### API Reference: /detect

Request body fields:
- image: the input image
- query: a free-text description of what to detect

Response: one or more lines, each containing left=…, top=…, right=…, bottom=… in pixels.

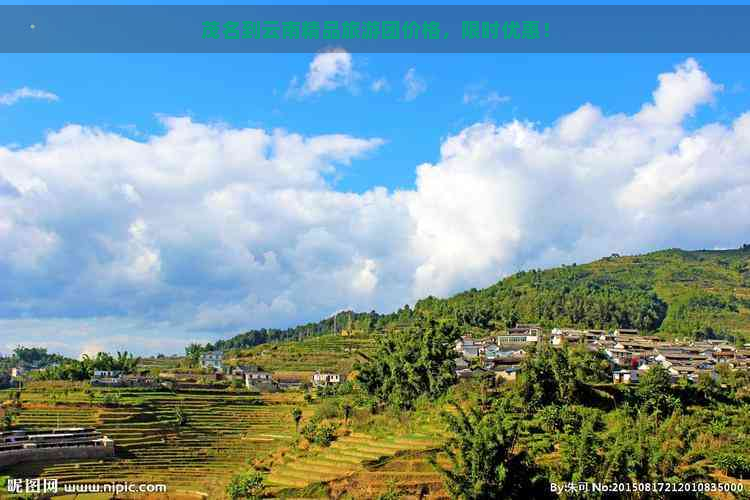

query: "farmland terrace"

left=226, top=333, right=377, bottom=375
left=1, top=386, right=302, bottom=497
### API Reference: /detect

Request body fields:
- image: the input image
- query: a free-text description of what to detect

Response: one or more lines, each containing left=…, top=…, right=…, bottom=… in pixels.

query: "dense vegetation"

left=0, top=347, right=68, bottom=370
left=422, top=246, right=750, bottom=342
left=31, top=351, right=140, bottom=381
left=355, top=313, right=460, bottom=410
left=425, top=346, right=750, bottom=499
left=210, top=311, right=385, bottom=351
left=339, top=319, right=750, bottom=499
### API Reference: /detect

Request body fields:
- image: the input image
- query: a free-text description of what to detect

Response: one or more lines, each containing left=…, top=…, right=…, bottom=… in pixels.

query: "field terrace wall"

left=0, top=428, right=114, bottom=469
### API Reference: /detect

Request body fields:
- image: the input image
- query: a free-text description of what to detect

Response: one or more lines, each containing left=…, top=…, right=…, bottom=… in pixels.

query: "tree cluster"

left=355, top=313, right=460, bottom=410
left=33, top=351, right=140, bottom=381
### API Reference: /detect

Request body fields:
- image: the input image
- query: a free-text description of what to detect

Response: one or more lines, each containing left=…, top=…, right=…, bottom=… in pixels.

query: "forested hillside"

left=217, top=245, right=750, bottom=349
left=212, top=311, right=386, bottom=351
left=424, top=246, right=750, bottom=342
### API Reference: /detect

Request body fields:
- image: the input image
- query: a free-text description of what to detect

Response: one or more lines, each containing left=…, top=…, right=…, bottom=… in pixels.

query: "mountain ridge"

left=214, top=245, right=750, bottom=350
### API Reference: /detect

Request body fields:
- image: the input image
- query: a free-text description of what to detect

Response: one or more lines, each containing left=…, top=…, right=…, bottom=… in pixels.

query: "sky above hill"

left=2, top=49, right=750, bottom=357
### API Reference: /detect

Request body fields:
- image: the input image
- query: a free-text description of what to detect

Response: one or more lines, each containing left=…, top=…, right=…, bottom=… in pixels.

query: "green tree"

left=301, top=419, right=337, bottom=447
left=714, top=453, right=750, bottom=479
left=695, top=372, right=719, bottom=401
left=517, top=344, right=579, bottom=411
left=556, top=408, right=709, bottom=495
left=568, top=345, right=612, bottom=384
left=185, top=343, right=208, bottom=368
left=340, top=401, right=352, bottom=424
left=291, top=406, right=302, bottom=433
left=174, top=406, right=188, bottom=427
left=1, top=407, right=19, bottom=430
left=356, top=313, right=460, bottom=410
left=559, top=414, right=601, bottom=484
left=113, top=351, right=140, bottom=373
left=637, top=365, right=679, bottom=420
left=431, top=398, right=550, bottom=500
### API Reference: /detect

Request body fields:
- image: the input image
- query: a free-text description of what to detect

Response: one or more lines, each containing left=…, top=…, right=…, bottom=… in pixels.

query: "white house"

left=605, top=348, right=634, bottom=366
left=200, top=351, right=224, bottom=371
left=91, top=370, right=124, bottom=386
left=484, top=344, right=501, bottom=360
left=497, top=335, right=538, bottom=344
left=312, top=372, right=341, bottom=386
left=551, top=328, right=588, bottom=346
left=612, top=369, right=639, bottom=384
left=244, top=370, right=273, bottom=389
left=455, top=337, right=480, bottom=358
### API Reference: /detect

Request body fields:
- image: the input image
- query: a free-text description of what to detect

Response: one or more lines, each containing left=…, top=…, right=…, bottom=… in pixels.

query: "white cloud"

left=463, top=85, right=511, bottom=109
left=288, top=49, right=359, bottom=98
left=636, top=58, right=722, bottom=126
left=403, top=68, right=427, bottom=101
left=0, top=87, right=59, bottom=106
left=2, top=58, right=749, bottom=356
left=371, top=78, right=390, bottom=93
left=0, top=117, right=389, bottom=354
left=404, top=59, right=743, bottom=296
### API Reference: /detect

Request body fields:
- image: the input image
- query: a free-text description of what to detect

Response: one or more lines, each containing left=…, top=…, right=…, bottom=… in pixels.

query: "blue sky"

left=3, top=52, right=749, bottom=193
left=2, top=6, right=750, bottom=356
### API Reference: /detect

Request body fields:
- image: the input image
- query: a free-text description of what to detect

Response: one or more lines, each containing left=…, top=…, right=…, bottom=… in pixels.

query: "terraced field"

left=325, top=451, right=450, bottom=499
left=229, top=334, right=377, bottom=374
left=3, top=388, right=302, bottom=497
left=266, top=432, right=439, bottom=494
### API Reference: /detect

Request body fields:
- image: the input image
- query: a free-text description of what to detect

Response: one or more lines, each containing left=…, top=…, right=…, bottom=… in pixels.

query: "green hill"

left=421, top=246, right=750, bottom=342
left=218, top=245, right=750, bottom=350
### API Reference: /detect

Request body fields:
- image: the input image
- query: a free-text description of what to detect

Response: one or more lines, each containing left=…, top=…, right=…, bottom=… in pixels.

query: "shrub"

left=101, top=392, right=120, bottom=407
left=292, top=407, right=302, bottom=433
left=1, top=408, right=19, bottom=430
left=226, top=470, right=264, bottom=500
left=301, top=419, right=337, bottom=447
left=377, top=479, right=402, bottom=499
left=175, top=406, right=188, bottom=427
left=714, top=453, right=750, bottom=478
left=314, top=399, right=340, bottom=420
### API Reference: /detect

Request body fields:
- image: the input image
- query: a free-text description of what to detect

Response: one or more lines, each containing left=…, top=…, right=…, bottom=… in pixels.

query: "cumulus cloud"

left=0, top=87, right=59, bottom=106
left=1, top=58, right=749, bottom=356
left=288, top=49, right=359, bottom=98
left=636, top=58, right=722, bottom=126
left=403, top=68, right=427, bottom=101
left=0, top=117, right=391, bottom=355
left=403, top=58, right=744, bottom=296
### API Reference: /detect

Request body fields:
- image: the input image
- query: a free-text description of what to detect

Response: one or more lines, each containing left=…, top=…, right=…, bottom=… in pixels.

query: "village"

left=3, top=325, right=750, bottom=396
left=183, top=326, right=750, bottom=393
left=2, top=323, right=750, bottom=497
left=454, top=324, right=750, bottom=385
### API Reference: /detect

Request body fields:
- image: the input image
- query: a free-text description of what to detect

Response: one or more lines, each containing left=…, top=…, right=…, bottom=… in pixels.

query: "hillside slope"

left=219, top=246, right=750, bottom=349
left=425, top=246, right=750, bottom=342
